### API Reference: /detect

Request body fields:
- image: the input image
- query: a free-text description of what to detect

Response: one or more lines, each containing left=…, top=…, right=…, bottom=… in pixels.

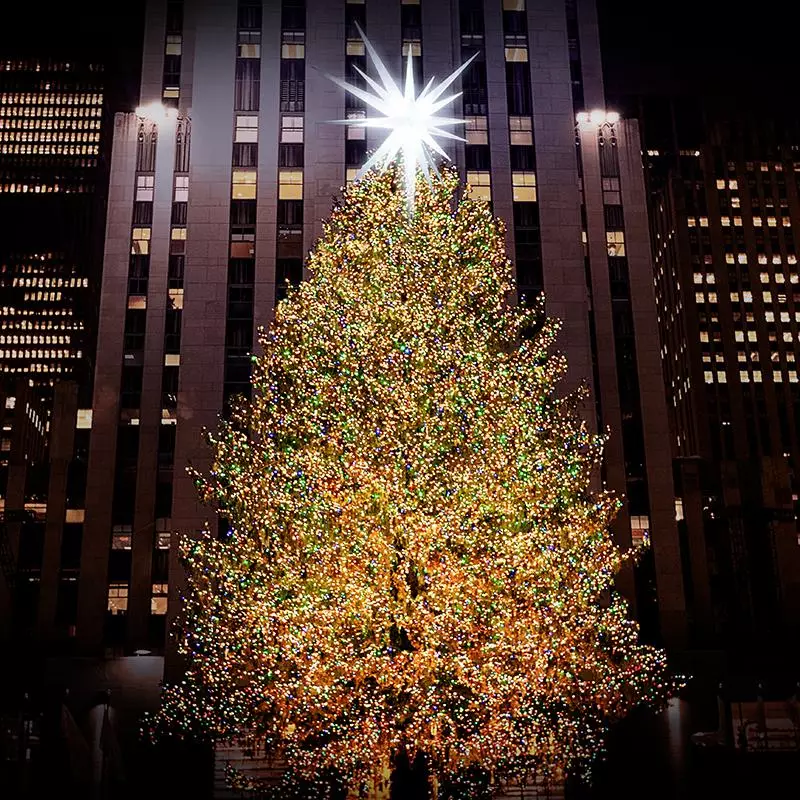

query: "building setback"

left=651, top=115, right=800, bottom=666
left=14, top=0, right=685, bottom=660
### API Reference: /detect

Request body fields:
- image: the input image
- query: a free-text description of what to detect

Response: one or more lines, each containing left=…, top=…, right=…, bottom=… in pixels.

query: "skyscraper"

left=7, top=0, right=685, bottom=663
left=650, top=111, right=800, bottom=666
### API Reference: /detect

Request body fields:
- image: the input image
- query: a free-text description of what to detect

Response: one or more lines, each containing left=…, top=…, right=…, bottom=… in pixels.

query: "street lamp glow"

left=330, top=24, right=477, bottom=212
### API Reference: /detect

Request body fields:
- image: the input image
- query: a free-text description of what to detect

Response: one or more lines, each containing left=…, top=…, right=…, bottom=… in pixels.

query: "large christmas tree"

left=152, top=166, right=675, bottom=797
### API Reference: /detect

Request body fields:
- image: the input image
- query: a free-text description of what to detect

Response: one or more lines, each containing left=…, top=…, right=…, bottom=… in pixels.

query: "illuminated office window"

left=280, top=116, right=304, bottom=144
left=509, top=116, right=533, bottom=146
left=278, top=169, right=303, bottom=200
left=107, top=584, right=129, bottom=614
left=232, top=169, right=257, bottom=199
left=235, top=115, right=258, bottom=143
left=466, top=171, right=491, bottom=201
left=512, top=171, right=537, bottom=202
left=606, top=231, right=625, bottom=257
left=136, top=175, right=154, bottom=201
left=465, top=116, right=488, bottom=146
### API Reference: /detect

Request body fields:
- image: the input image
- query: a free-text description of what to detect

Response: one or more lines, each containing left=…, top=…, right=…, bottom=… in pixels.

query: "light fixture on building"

left=134, top=102, right=178, bottom=124
left=576, top=109, right=620, bottom=127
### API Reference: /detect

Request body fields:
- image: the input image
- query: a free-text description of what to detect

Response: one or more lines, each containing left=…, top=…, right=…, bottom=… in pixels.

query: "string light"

left=148, top=166, right=678, bottom=798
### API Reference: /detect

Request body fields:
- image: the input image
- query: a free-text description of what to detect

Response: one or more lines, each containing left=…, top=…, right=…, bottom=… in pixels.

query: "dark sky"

left=598, top=1, right=798, bottom=102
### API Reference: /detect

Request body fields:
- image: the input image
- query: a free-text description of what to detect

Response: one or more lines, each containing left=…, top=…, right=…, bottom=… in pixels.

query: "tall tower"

left=71, top=0, right=686, bottom=659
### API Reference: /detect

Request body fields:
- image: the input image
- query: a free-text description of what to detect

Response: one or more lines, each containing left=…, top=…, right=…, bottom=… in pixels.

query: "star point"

left=329, top=26, right=478, bottom=212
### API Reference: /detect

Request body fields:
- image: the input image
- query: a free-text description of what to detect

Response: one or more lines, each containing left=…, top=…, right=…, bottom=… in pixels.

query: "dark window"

left=604, top=205, right=625, bottom=229
left=128, top=255, right=149, bottom=295
left=121, top=366, right=143, bottom=409
left=233, top=142, right=258, bottom=167
left=465, top=145, right=490, bottom=171
left=157, top=425, right=176, bottom=468
left=505, top=63, right=531, bottom=115
left=235, top=59, right=261, bottom=112
left=162, top=365, right=179, bottom=409
left=123, top=309, right=146, bottom=351
left=168, top=255, right=184, bottom=289
left=133, top=201, right=153, bottom=225
left=510, top=145, right=535, bottom=171
left=238, top=2, right=262, bottom=30
left=164, top=309, right=182, bottom=354
left=171, top=202, right=187, bottom=224
left=279, top=143, right=304, bottom=168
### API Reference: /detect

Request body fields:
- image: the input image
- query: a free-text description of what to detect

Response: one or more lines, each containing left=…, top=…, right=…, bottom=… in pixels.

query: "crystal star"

left=330, top=24, right=477, bottom=212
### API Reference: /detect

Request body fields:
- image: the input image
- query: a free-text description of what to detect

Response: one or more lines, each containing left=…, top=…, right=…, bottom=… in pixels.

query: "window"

left=232, top=169, right=257, bottom=200
left=174, top=175, right=188, bottom=202
left=165, top=35, right=182, bottom=56
left=280, top=116, right=304, bottom=144
left=346, top=111, right=366, bottom=140
left=238, top=31, right=261, bottom=59
left=131, top=227, right=151, bottom=255
left=509, top=115, right=533, bottom=146
left=151, top=583, right=168, bottom=615
left=107, top=584, right=128, bottom=614
left=606, top=231, right=625, bottom=257
left=346, top=167, right=359, bottom=185
left=136, top=175, right=154, bottom=202
left=503, top=0, right=525, bottom=8
left=65, top=509, right=85, bottom=523
left=512, top=171, right=536, bottom=202
left=505, top=46, right=528, bottom=62
left=235, top=115, right=258, bottom=143
left=346, top=38, right=365, bottom=55
left=171, top=227, right=187, bottom=240
left=278, top=169, right=303, bottom=200
left=465, top=116, right=488, bottom=146
left=466, top=171, right=491, bottom=201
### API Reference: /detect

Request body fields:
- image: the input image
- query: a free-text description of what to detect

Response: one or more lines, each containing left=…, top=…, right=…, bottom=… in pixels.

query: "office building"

left=651, top=113, right=800, bottom=666
left=1, top=0, right=686, bottom=663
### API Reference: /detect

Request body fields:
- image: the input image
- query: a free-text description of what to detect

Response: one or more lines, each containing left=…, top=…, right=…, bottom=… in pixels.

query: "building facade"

left=12, top=0, right=685, bottom=660
left=651, top=116, right=800, bottom=666
left=0, top=58, right=111, bottom=645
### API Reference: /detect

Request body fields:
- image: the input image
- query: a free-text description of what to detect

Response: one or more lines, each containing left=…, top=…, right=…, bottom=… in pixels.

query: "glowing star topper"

left=330, top=24, right=477, bottom=212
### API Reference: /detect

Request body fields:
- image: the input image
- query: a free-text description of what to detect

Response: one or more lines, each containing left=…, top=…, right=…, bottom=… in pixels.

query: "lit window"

left=774, top=371, right=783, bottom=382
left=281, top=41, right=304, bottom=59
left=65, top=509, right=85, bottom=523
left=4, top=397, right=15, bottom=410
left=768, top=217, right=777, bottom=227
left=700, top=331, right=709, bottom=342
left=278, top=169, right=303, bottom=200
left=466, top=171, right=491, bottom=201
left=705, top=273, right=715, bottom=283
left=731, top=197, right=740, bottom=208
left=708, top=292, right=718, bottom=304
left=740, top=371, right=750, bottom=383
left=687, top=217, right=696, bottom=227
left=112, top=525, right=132, bottom=550
left=721, top=216, right=730, bottom=227
left=165, top=353, right=180, bottom=366
left=783, top=217, right=792, bottom=227
left=730, top=292, right=739, bottom=302
left=716, top=179, right=725, bottom=189
left=763, top=291, right=772, bottom=303
left=174, top=176, right=188, bottom=202
left=76, top=409, right=92, bottom=429
left=346, top=110, right=366, bottom=140
left=107, top=584, right=129, bottom=614
left=725, top=254, right=734, bottom=264
left=346, top=39, right=366, bottom=56
left=753, top=371, right=762, bottom=382
left=738, top=254, right=747, bottom=264
left=630, top=515, right=650, bottom=547
left=695, top=292, right=704, bottom=304
left=136, top=175, right=154, bottom=202
left=505, top=46, right=528, bottom=62
left=760, top=272, right=770, bottom=283
left=765, top=311, right=775, bottom=322
left=512, top=171, right=537, bottom=202
left=734, top=216, right=742, bottom=226
left=791, top=371, right=799, bottom=383
left=465, top=116, right=488, bottom=146
left=735, top=331, right=744, bottom=342
left=128, top=296, right=146, bottom=310
left=401, top=41, right=422, bottom=57
left=699, top=217, right=709, bottom=227
left=693, top=273, right=703, bottom=284
left=704, top=371, right=713, bottom=384
left=281, top=116, right=304, bottom=144
left=502, top=0, right=525, bottom=8
left=606, top=231, right=625, bottom=257
left=717, top=371, right=727, bottom=383
left=235, top=115, right=258, bottom=143
left=157, top=530, right=171, bottom=550
left=748, top=331, right=757, bottom=342
left=346, top=167, right=359, bottom=185
left=131, top=227, right=151, bottom=255
left=151, top=583, right=168, bottom=615
left=753, top=216, right=762, bottom=227
left=165, top=35, right=182, bottom=56
left=171, top=227, right=187, bottom=240
left=163, top=86, right=179, bottom=99
left=232, top=169, right=257, bottom=199
left=509, top=116, right=533, bottom=146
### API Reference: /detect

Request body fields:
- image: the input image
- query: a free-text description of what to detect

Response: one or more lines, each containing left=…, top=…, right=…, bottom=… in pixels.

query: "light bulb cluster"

left=147, top=166, right=678, bottom=798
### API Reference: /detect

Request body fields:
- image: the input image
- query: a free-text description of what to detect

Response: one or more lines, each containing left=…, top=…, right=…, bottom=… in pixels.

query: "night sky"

left=1, top=2, right=795, bottom=113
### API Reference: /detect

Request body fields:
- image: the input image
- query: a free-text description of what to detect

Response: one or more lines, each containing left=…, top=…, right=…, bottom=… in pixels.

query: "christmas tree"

left=151, top=166, right=675, bottom=797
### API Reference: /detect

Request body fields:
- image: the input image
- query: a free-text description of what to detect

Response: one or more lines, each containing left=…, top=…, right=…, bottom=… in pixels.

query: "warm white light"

left=605, top=111, right=620, bottom=124
left=576, top=112, right=589, bottom=124
left=134, top=102, right=175, bottom=123
left=589, top=109, right=606, bottom=125
left=331, top=24, right=476, bottom=212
